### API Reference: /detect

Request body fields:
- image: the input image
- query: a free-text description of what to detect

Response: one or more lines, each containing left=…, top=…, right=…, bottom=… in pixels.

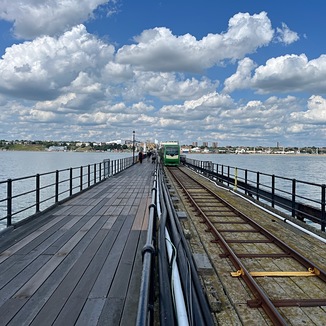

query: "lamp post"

left=132, top=130, right=135, bottom=164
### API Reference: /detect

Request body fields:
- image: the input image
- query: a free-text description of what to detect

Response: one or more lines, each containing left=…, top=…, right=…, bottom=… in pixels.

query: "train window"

left=166, top=147, right=179, bottom=156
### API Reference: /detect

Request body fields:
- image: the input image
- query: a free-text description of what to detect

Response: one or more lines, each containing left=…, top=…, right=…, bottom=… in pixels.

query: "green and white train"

left=160, top=141, right=180, bottom=166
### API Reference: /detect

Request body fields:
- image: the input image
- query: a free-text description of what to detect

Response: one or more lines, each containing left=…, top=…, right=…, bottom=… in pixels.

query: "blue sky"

left=0, top=0, right=326, bottom=147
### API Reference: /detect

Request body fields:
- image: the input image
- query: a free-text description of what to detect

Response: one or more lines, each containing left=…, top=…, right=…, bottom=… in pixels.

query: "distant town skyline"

left=0, top=1, right=326, bottom=146
left=1, top=139, right=324, bottom=151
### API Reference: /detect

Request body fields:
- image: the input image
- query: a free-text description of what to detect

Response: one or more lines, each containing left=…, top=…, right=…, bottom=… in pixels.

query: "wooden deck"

left=0, top=160, right=154, bottom=326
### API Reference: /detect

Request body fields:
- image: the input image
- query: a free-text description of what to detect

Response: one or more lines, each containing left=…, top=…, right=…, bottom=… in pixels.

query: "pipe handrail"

left=183, top=157, right=326, bottom=232
left=136, top=165, right=158, bottom=325
left=0, top=156, right=134, bottom=229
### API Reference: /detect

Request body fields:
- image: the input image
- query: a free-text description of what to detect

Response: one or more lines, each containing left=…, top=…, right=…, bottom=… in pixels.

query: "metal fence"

left=0, top=156, right=133, bottom=229
left=183, top=157, right=326, bottom=232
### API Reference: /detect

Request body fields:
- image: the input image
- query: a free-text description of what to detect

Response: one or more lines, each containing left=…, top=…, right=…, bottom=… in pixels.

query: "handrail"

left=136, top=165, right=158, bottom=325
left=183, top=157, right=326, bottom=232
left=0, top=156, right=134, bottom=229
left=160, top=167, right=215, bottom=326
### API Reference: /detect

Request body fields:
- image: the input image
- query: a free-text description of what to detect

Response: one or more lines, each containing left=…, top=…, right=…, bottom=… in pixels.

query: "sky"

left=0, top=1, right=326, bottom=147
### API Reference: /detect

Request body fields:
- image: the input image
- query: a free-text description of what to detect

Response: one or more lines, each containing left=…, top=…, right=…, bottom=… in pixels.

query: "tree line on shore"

left=0, top=140, right=129, bottom=152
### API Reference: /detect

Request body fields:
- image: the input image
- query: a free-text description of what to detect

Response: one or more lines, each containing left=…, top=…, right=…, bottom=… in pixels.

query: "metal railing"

left=183, top=157, right=326, bottom=232
left=158, top=164, right=215, bottom=325
left=0, top=157, right=133, bottom=229
left=136, top=165, right=158, bottom=326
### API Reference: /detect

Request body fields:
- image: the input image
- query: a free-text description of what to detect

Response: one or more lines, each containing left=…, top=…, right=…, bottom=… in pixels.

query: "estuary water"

left=1, top=151, right=325, bottom=184
left=0, top=151, right=132, bottom=181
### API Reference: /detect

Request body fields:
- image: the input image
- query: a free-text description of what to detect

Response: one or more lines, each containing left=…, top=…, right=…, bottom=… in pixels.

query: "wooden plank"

left=98, top=228, right=143, bottom=323
left=0, top=255, right=51, bottom=307
left=120, top=230, right=147, bottom=325
left=97, top=297, right=125, bottom=325
left=8, top=216, right=109, bottom=325
left=75, top=298, right=106, bottom=326
left=30, top=216, right=127, bottom=326
left=132, top=196, right=149, bottom=231
left=53, top=215, right=136, bottom=325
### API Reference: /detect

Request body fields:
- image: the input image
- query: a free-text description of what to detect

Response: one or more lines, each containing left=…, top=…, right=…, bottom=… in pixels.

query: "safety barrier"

left=183, top=157, right=326, bottom=232
left=0, top=157, right=133, bottom=229
left=136, top=167, right=158, bottom=325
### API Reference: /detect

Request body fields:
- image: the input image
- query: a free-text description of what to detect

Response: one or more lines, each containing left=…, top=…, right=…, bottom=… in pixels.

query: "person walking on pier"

left=138, top=151, right=143, bottom=163
left=147, top=150, right=151, bottom=162
left=151, top=152, right=156, bottom=164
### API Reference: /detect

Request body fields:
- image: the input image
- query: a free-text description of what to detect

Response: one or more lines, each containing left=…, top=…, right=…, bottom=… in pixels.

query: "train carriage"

left=160, top=141, right=180, bottom=166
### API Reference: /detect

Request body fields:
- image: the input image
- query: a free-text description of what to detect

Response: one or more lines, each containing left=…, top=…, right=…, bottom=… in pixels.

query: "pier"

left=0, top=156, right=326, bottom=325
left=0, top=160, right=154, bottom=325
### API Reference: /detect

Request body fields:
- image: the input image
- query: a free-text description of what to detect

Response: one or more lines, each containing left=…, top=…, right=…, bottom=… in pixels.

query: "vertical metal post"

left=245, top=169, right=248, bottom=195
left=133, top=130, right=135, bottom=164
left=70, top=168, right=73, bottom=196
left=321, top=185, right=325, bottom=232
left=271, top=175, right=275, bottom=208
left=80, top=166, right=83, bottom=191
left=292, top=179, right=296, bottom=217
left=88, top=165, right=91, bottom=188
left=256, top=172, right=260, bottom=200
left=36, top=174, right=40, bottom=213
left=234, top=168, right=238, bottom=191
left=7, top=179, right=12, bottom=227
left=94, top=164, right=97, bottom=184
left=227, top=166, right=230, bottom=187
left=55, top=170, right=59, bottom=203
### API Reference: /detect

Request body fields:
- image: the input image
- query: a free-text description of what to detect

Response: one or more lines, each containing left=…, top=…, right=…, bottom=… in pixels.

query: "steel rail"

left=169, top=167, right=326, bottom=325
left=175, top=168, right=326, bottom=282
left=169, top=167, right=288, bottom=325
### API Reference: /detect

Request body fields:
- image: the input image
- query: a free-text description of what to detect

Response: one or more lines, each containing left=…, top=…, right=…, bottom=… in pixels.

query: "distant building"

left=48, top=146, right=67, bottom=152
left=203, top=142, right=208, bottom=147
left=192, top=142, right=198, bottom=147
left=212, top=142, right=218, bottom=148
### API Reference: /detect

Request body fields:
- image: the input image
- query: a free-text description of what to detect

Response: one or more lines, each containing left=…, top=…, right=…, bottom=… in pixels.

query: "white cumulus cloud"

left=116, top=12, right=274, bottom=73
left=0, top=0, right=112, bottom=39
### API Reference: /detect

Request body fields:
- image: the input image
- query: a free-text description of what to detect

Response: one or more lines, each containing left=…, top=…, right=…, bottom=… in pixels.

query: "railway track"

left=167, top=166, right=326, bottom=326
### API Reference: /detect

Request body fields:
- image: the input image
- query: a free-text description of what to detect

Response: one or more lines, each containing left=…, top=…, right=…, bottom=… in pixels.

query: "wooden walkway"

left=0, top=160, right=155, bottom=326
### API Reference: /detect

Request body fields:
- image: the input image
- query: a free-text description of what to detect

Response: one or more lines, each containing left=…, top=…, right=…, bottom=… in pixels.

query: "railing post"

left=6, top=179, right=12, bottom=227
left=321, top=185, right=325, bottom=232
left=227, top=166, right=230, bottom=186
left=36, top=174, right=40, bottom=213
left=55, top=170, right=59, bottom=203
left=234, top=168, right=238, bottom=191
left=70, top=168, right=73, bottom=197
left=256, top=172, right=260, bottom=200
left=99, top=162, right=102, bottom=181
left=88, top=165, right=91, bottom=188
left=94, top=164, right=97, bottom=184
left=245, top=169, right=248, bottom=195
left=292, top=179, right=296, bottom=218
left=80, top=166, right=83, bottom=192
left=271, top=175, right=275, bottom=208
